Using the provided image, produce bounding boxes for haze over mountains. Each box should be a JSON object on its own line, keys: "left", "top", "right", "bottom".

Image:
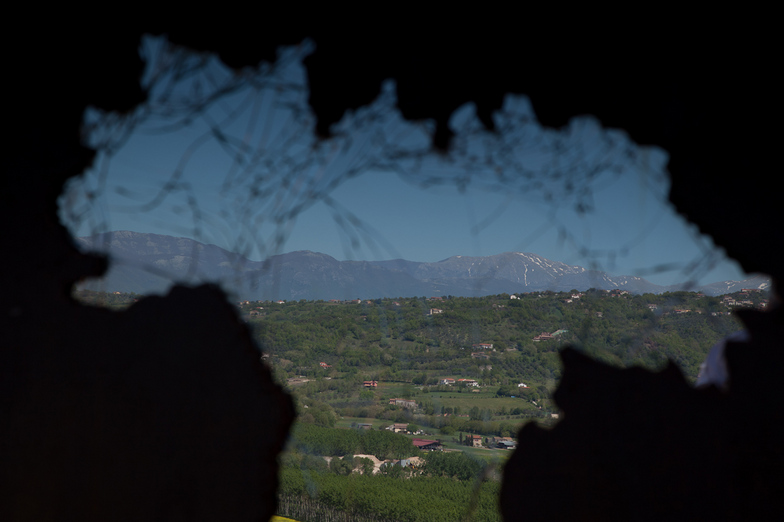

{"left": 76, "top": 231, "right": 770, "bottom": 300}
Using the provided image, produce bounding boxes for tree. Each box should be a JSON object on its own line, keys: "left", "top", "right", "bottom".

{"left": 329, "top": 455, "right": 354, "bottom": 475}
{"left": 358, "top": 457, "right": 374, "bottom": 476}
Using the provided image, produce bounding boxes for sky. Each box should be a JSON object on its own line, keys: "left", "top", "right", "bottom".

{"left": 60, "top": 36, "right": 750, "bottom": 289}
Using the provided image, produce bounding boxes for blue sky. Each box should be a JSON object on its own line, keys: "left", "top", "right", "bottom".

{"left": 60, "top": 37, "right": 750, "bottom": 288}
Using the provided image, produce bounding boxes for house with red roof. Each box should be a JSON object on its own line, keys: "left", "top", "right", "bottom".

{"left": 412, "top": 438, "right": 442, "bottom": 451}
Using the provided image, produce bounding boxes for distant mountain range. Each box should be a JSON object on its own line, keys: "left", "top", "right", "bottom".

{"left": 75, "top": 231, "right": 771, "bottom": 300}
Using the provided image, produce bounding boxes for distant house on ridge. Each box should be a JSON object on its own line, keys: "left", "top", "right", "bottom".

{"left": 387, "top": 423, "right": 409, "bottom": 433}
{"left": 533, "top": 332, "right": 554, "bottom": 341}
{"left": 389, "top": 398, "right": 417, "bottom": 409}
{"left": 412, "top": 438, "right": 442, "bottom": 451}
{"left": 466, "top": 434, "right": 483, "bottom": 447}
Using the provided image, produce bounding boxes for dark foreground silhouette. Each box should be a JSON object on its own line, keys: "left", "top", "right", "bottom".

{"left": 4, "top": 14, "right": 781, "bottom": 521}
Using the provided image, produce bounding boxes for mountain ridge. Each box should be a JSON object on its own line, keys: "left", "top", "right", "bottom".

{"left": 75, "top": 231, "right": 770, "bottom": 299}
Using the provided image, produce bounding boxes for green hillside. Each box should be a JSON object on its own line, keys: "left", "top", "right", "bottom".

{"left": 75, "top": 288, "right": 767, "bottom": 521}
{"left": 248, "top": 290, "right": 754, "bottom": 384}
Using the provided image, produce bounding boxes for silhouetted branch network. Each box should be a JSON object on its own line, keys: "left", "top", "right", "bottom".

{"left": 64, "top": 34, "right": 718, "bottom": 286}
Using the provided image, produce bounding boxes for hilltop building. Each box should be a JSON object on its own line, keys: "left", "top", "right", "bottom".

{"left": 388, "top": 398, "right": 416, "bottom": 409}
